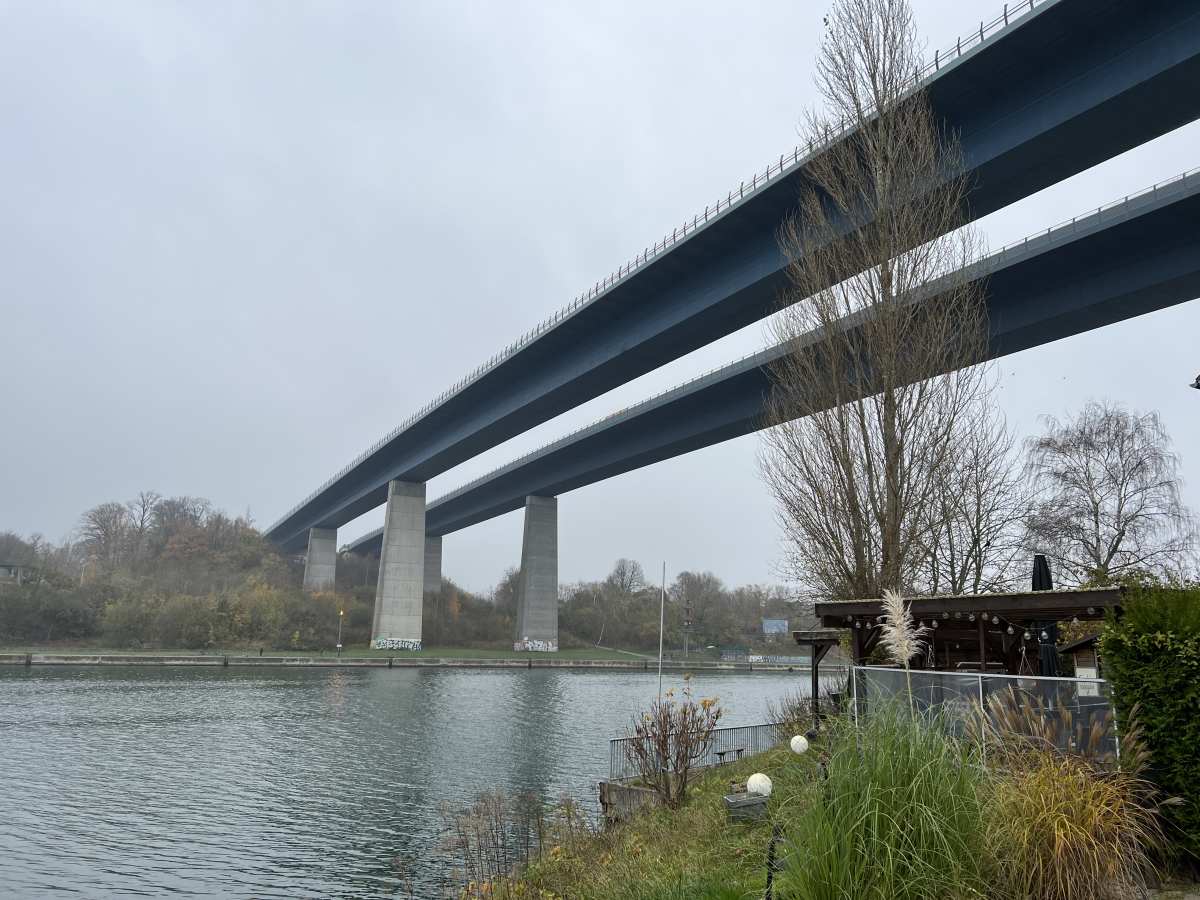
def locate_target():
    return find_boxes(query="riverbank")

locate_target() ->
[0,650,826,672]
[515,734,1200,900]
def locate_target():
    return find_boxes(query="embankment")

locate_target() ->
[0,652,828,672]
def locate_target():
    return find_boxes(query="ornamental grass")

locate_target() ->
[778,705,988,900]
[984,750,1167,900]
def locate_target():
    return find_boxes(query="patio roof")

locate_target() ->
[816,586,1122,628]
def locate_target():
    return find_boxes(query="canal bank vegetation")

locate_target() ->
[466,574,1200,898]
[484,701,1177,900]
[459,716,1154,900]
[481,579,1200,900]
[0,497,810,654]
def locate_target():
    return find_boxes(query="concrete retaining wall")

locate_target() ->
[598,780,663,825]
[29,654,225,666]
[225,656,389,667]
[0,652,844,672]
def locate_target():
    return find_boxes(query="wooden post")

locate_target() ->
[810,643,832,730]
[850,624,864,664]
[978,618,988,670]
[811,643,820,724]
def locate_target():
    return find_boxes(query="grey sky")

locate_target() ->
[2,0,1197,593]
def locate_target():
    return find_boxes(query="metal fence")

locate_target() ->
[852,666,1119,763]
[608,721,786,782]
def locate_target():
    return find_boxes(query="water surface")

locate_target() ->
[0,665,810,897]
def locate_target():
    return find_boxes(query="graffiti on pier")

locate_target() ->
[375,638,422,651]
[514,638,558,653]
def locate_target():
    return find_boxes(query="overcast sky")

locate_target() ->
[2,0,1197,593]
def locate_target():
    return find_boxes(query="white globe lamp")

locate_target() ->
[790,734,810,755]
[746,772,773,797]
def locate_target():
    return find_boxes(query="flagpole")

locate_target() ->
[657,561,666,699]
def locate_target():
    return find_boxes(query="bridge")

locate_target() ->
[264,0,1200,651]
[347,169,1200,556]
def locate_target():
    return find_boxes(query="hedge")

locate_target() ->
[1100,583,1200,860]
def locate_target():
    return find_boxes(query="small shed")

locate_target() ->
[1060,633,1102,679]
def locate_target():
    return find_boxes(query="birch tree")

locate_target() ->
[1024,401,1196,584]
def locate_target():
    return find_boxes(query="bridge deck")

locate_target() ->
[347,170,1200,554]
[271,0,1200,553]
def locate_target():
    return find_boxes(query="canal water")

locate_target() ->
[0,665,812,897]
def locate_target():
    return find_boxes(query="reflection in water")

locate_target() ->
[0,665,814,897]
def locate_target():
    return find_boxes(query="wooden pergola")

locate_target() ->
[814,587,1122,676]
[790,628,844,729]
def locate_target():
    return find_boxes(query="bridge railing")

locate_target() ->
[993,167,1200,258]
[269,0,1052,536]
[427,165,1200,512]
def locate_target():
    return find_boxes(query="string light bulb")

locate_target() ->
[1040,630,1049,641]
[942,612,950,620]
[1007,625,1014,635]
[1023,631,1032,641]
[969,613,976,622]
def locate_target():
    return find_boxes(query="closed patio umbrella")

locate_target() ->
[1032,554,1059,677]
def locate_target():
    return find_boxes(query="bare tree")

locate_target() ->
[126,490,161,564]
[671,571,728,641]
[78,501,131,568]
[761,0,992,602]
[605,558,646,596]
[916,406,1030,595]
[1024,401,1196,584]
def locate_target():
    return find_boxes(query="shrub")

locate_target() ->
[153,594,218,648]
[625,678,722,809]
[1101,581,1200,858]
[764,673,848,737]
[779,706,987,900]
[985,751,1166,900]
[443,790,593,898]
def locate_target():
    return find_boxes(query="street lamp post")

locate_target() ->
[336,609,344,657]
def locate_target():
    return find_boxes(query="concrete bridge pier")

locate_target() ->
[424,535,442,595]
[302,527,337,591]
[372,480,426,651]
[513,495,558,652]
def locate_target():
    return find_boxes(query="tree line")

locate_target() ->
[2,393,1193,653]
[0,494,806,652]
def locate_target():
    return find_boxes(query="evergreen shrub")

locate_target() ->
[1101,581,1200,859]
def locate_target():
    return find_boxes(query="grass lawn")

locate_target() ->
[517,743,818,900]
[4,643,651,661]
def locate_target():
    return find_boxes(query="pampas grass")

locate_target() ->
[879,589,930,666]
[880,589,930,711]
